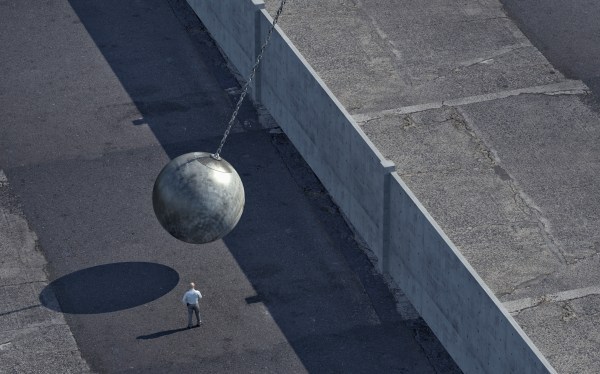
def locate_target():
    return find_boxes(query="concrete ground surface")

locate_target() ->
[264,0,600,372]
[0,0,461,373]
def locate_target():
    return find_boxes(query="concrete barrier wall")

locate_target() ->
[190,0,256,78]
[255,9,394,262]
[186,1,556,372]
[388,173,553,373]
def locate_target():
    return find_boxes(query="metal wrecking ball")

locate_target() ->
[152,152,245,244]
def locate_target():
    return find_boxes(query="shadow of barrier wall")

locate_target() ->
[187,0,557,372]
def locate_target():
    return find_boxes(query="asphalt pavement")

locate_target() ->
[0,0,460,373]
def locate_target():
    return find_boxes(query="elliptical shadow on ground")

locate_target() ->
[40,262,179,314]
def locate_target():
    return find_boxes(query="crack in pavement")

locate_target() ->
[451,107,568,267]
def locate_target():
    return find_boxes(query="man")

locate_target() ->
[182,282,203,328]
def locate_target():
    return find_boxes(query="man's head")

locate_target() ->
[190,282,195,289]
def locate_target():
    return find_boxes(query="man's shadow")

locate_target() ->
[136,326,194,340]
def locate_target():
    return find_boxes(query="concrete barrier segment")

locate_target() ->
[186,1,557,372]
[389,172,556,373]
[253,7,394,262]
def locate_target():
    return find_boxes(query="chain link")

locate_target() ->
[212,0,288,160]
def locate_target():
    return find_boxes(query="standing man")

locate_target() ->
[182,282,203,328]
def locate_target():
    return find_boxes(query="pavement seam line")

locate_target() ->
[504,285,600,314]
[457,42,532,68]
[353,80,590,123]
[0,280,48,287]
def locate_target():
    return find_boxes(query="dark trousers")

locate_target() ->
[187,303,201,327]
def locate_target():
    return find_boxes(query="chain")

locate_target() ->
[212,0,288,160]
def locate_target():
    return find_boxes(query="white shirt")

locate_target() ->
[182,289,202,305]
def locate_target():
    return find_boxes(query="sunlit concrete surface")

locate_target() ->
[264,0,600,372]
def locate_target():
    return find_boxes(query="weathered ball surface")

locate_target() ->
[152,152,245,244]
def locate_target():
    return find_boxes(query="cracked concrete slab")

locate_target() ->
[514,295,600,374]
[356,93,600,371]
[264,0,600,371]
[267,0,564,114]
[360,106,562,295]
[460,94,600,266]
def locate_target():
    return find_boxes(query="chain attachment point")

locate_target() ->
[213,0,287,158]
